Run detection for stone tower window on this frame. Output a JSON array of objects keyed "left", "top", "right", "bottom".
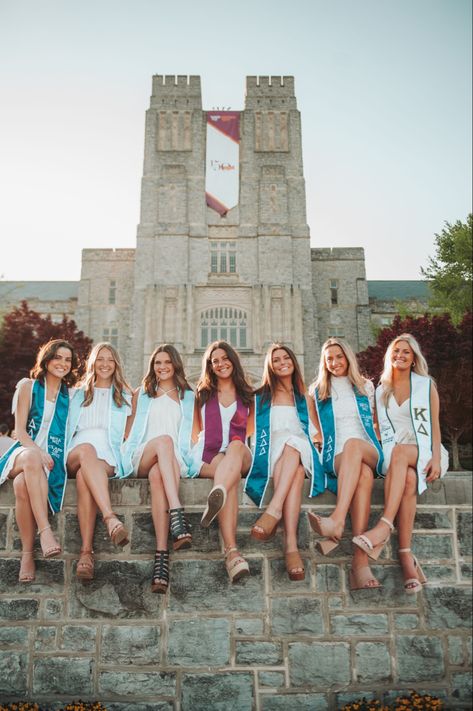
[
  {"left": 200, "top": 307, "right": 247, "bottom": 348},
  {"left": 330, "top": 279, "right": 339, "bottom": 305},
  {"left": 103, "top": 327, "right": 118, "bottom": 347},
  {"left": 210, "top": 242, "right": 237, "bottom": 274},
  {"left": 108, "top": 280, "right": 117, "bottom": 305}
]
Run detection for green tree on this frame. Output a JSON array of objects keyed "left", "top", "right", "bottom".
[{"left": 421, "top": 214, "right": 472, "bottom": 322}]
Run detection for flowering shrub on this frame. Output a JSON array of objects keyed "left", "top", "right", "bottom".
[
  {"left": 0, "top": 703, "right": 107, "bottom": 711},
  {"left": 340, "top": 691, "right": 444, "bottom": 711}
]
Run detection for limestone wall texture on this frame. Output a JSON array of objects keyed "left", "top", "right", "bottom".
[{"left": 0, "top": 475, "right": 471, "bottom": 710}]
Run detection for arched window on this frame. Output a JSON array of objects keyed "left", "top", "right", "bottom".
[{"left": 200, "top": 307, "right": 248, "bottom": 349}]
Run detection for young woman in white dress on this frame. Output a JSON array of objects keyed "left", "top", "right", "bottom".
[
  {"left": 0, "top": 340, "right": 78, "bottom": 582},
  {"left": 189, "top": 341, "right": 253, "bottom": 583},
  {"left": 67, "top": 343, "right": 132, "bottom": 580},
  {"left": 353, "top": 334, "right": 447, "bottom": 593},
  {"left": 122, "top": 345, "right": 195, "bottom": 594},
  {"left": 246, "top": 344, "right": 322, "bottom": 581},
  {"left": 309, "top": 338, "right": 384, "bottom": 590}
]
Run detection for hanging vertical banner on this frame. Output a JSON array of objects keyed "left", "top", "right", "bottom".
[{"left": 205, "top": 111, "right": 240, "bottom": 216}]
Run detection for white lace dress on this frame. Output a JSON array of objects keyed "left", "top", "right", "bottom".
[
  {"left": 330, "top": 376, "right": 376, "bottom": 455},
  {"left": 131, "top": 393, "right": 186, "bottom": 476},
  {"left": 269, "top": 405, "right": 314, "bottom": 477},
  {"left": 68, "top": 387, "right": 116, "bottom": 468}
]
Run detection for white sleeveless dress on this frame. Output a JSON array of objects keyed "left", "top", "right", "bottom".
[
  {"left": 386, "top": 395, "right": 417, "bottom": 445},
  {"left": 131, "top": 393, "right": 186, "bottom": 476},
  {"left": 1, "top": 399, "right": 55, "bottom": 480},
  {"left": 269, "top": 404, "right": 314, "bottom": 477},
  {"left": 189, "top": 401, "right": 251, "bottom": 475},
  {"left": 68, "top": 387, "right": 116, "bottom": 468},
  {"left": 330, "top": 376, "right": 376, "bottom": 455}
]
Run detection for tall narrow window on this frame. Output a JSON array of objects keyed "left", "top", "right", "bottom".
[
  {"left": 200, "top": 307, "right": 248, "bottom": 348},
  {"left": 103, "top": 327, "right": 118, "bottom": 347},
  {"left": 210, "top": 242, "right": 237, "bottom": 274},
  {"left": 330, "top": 279, "right": 338, "bottom": 305},
  {"left": 108, "top": 280, "right": 116, "bottom": 305}
]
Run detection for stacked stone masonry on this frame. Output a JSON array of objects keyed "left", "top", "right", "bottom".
[{"left": 0, "top": 475, "right": 471, "bottom": 709}]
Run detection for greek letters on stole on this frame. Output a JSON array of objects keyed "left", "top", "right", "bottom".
[
  {"left": 245, "top": 392, "right": 325, "bottom": 508},
  {"left": 314, "top": 382, "right": 384, "bottom": 495},
  {"left": 0, "top": 379, "right": 70, "bottom": 513},
  {"left": 67, "top": 386, "right": 131, "bottom": 478},
  {"left": 121, "top": 387, "right": 195, "bottom": 478},
  {"left": 376, "top": 372, "right": 448, "bottom": 495}
]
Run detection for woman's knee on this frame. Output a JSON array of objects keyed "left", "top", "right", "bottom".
[
  {"left": 75, "top": 444, "right": 98, "bottom": 466},
  {"left": 342, "top": 438, "right": 363, "bottom": 455},
  {"left": 20, "top": 448, "right": 43, "bottom": 471},
  {"left": 391, "top": 445, "right": 409, "bottom": 465},
  {"left": 227, "top": 439, "right": 245, "bottom": 456},
  {"left": 154, "top": 435, "right": 173, "bottom": 452}
]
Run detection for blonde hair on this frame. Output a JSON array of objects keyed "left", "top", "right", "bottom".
[
  {"left": 310, "top": 338, "right": 368, "bottom": 401},
  {"left": 81, "top": 342, "right": 131, "bottom": 408},
  {"left": 380, "top": 333, "right": 430, "bottom": 404}
]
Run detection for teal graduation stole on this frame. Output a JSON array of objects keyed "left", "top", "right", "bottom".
[
  {"left": 67, "top": 386, "right": 131, "bottom": 478},
  {"left": 245, "top": 391, "right": 325, "bottom": 507},
  {"left": 0, "top": 380, "right": 69, "bottom": 513},
  {"left": 121, "top": 387, "right": 195, "bottom": 477},
  {"left": 314, "top": 382, "right": 384, "bottom": 495}
]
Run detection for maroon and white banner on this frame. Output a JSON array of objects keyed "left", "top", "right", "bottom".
[{"left": 206, "top": 111, "right": 240, "bottom": 216}]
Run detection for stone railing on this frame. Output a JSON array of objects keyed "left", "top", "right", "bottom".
[{"left": 0, "top": 475, "right": 471, "bottom": 710}]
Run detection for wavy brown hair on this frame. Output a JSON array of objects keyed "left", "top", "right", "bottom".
[
  {"left": 80, "top": 342, "right": 131, "bottom": 408},
  {"left": 196, "top": 340, "right": 253, "bottom": 408},
  {"left": 310, "top": 337, "right": 368, "bottom": 401},
  {"left": 258, "top": 343, "right": 306, "bottom": 404},
  {"left": 30, "top": 339, "right": 79, "bottom": 387},
  {"left": 142, "top": 344, "right": 192, "bottom": 399}
]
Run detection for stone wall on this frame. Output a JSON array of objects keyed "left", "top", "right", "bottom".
[{"left": 0, "top": 476, "right": 471, "bottom": 710}]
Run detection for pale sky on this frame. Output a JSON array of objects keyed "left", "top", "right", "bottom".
[{"left": 0, "top": 0, "right": 471, "bottom": 282}]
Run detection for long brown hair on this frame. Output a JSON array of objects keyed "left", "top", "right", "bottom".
[
  {"left": 310, "top": 337, "right": 368, "bottom": 401},
  {"left": 30, "top": 339, "right": 78, "bottom": 387},
  {"left": 142, "top": 344, "right": 192, "bottom": 399},
  {"left": 196, "top": 340, "right": 253, "bottom": 408},
  {"left": 81, "top": 342, "right": 131, "bottom": 408},
  {"left": 258, "top": 343, "right": 305, "bottom": 404}
]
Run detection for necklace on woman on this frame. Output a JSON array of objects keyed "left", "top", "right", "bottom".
[{"left": 158, "top": 385, "right": 177, "bottom": 395}]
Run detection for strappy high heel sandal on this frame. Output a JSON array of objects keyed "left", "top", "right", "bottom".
[
  {"left": 77, "top": 550, "right": 95, "bottom": 581},
  {"left": 251, "top": 512, "right": 280, "bottom": 541},
  {"left": 38, "top": 525, "right": 61, "bottom": 558},
  {"left": 19, "top": 551, "right": 35, "bottom": 583},
  {"left": 151, "top": 550, "right": 169, "bottom": 594},
  {"left": 352, "top": 517, "right": 394, "bottom": 561},
  {"left": 168, "top": 508, "right": 192, "bottom": 551},
  {"left": 224, "top": 546, "right": 250, "bottom": 583},
  {"left": 201, "top": 484, "right": 227, "bottom": 527},
  {"left": 399, "top": 548, "right": 427, "bottom": 594},
  {"left": 103, "top": 512, "right": 129, "bottom": 547},
  {"left": 308, "top": 512, "right": 343, "bottom": 555}
]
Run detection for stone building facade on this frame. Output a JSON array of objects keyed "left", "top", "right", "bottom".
[{"left": 0, "top": 75, "right": 431, "bottom": 385}]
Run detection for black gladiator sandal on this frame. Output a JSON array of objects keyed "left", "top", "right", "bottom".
[
  {"left": 168, "top": 508, "right": 192, "bottom": 551},
  {"left": 151, "top": 550, "right": 169, "bottom": 594}
]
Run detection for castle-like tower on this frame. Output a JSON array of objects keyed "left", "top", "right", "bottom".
[{"left": 75, "top": 75, "right": 370, "bottom": 385}]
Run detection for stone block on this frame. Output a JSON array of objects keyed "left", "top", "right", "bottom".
[
  {"left": 271, "top": 597, "right": 324, "bottom": 635},
  {"left": 69, "top": 560, "right": 162, "bottom": 618},
  {"left": 330, "top": 613, "right": 388, "bottom": 636},
  {"left": 0, "top": 598, "right": 39, "bottom": 620},
  {"left": 61, "top": 624, "right": 97, "bottom": 651},
  {"left": 269, "top": 557, "right": 311, "bottom": 592},
  {"left": 355, "top": 641, "right": 391, "bottom": 682},
  {"left": 396, "top": 636, "right": 444, "bottom": 681},
  {"left": 336, "top": 691, "right": 376, "bottom": 706},
  {"left": 170, "top": 559, "right": 264, "bottom": 612},
  {"left": 460, "top": 562, "right": 472, "bottom": 580},
  {"left": 451, "top": 672, "right": 473, "bottom": 702},
  {"left": 414, "top": 510, "right": 452, "bottom": 529},
  {"left": 261, "top": 693, "right": 328, "bottom": 710},
  {"left": 35, "top": 625, "right": 57, "bottom": 651},
  {"left": 347, "top": 565, "right": 414, "bottom": 608},
  {"left": 288, "top": 642, "right": 350, "bottom": 687},
  {"left": 236, "top": 640, "right": 283, "bottom": 665},
  {"left": 64, "top": 511, "right": 124, "bottom": 554},
  {"left": 456, "top": 511, "right": 472, "bottom": 556},
  {"left": 168, "top": 618, "right": 230, "bottom": 666},
  {"left": 394, "top": 613, "right": 419, "bottom": 630},
  {"left": 444, "top": 475, "right": 472, "bottom": 505},
  {"left": 44, "top": 598, "right": 64, "bottom": 619},
  {"left": 410, "top": 533, "right": 453, "bottom": 559},
  {"left": 33, "top": 656, "right": 93, "bottom": 695},
  {"left": 0, "top": 625, "right": 28, "bottom": 646},
  {"left": 107, "top": 705, "right": 173, "bottom": 711},
  {"left": 448, "top": 635, "right": 464, "bottom": 665},
  {"left": 316, "top": 563, "right": 342, "bottom": 592},
  {"left": 0, "top": 511, "right": 8, "bottom": 549},
  {"left": 181, "top": 672, "right": 253, "bottom": 711},
  {"left": 422, "top": 564, "right": 456, "bottom": 581},
  {"left": 258, "top": 671, "right": 285, "bottom": 687},
  {"left": 0, "top": 652, "right": 27, "bottom": 695},
  {"left": 235, "top": 617, "right": 264, "bottom": 635},
  {"left": 99, "top": 670, "right": 176, "bottom": 697},
  {"left": 424, "top": 587, "right": 473, "bottom": 629},
  {"left": 328, "top": 595, "right": 344, "bottom": 608},
  {"left": 0, "top": 558, "right": 64, "bottom": 593},
  {"left": 101, "top": 624, "right": 160, "bottom": 664}
]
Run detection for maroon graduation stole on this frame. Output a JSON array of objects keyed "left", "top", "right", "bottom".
[{"left": 202, "top": 391, "right": 248, "bottom": 464}]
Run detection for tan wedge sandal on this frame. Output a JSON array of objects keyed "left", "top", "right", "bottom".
[
  {"left": 224, "top": 546, "right": 250, "bottom": 583},
  {"left": 77, "top": 550, "right": 95, "bottom": 581},
  {"left": 103, "top": 512, "right": 129, "bottom": 547}
]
